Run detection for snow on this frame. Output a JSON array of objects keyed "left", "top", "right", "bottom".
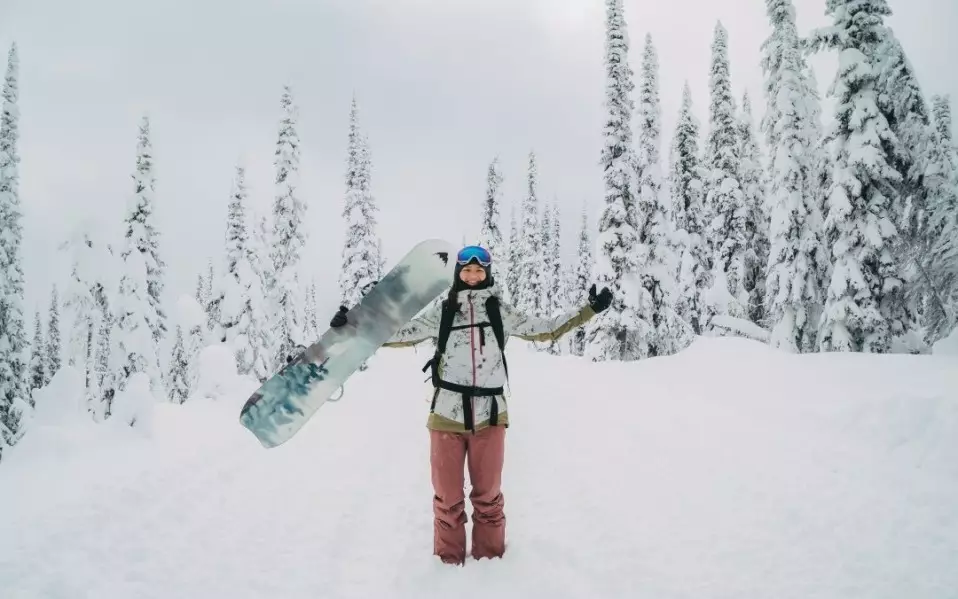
[
  {"left": 932, "top": 326, "right": 958, "bottom": 355},
  {"left": 2, "top": 339, "right": 957, "bottom": 598}
]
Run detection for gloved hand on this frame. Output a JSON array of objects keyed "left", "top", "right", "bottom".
[
  {"left": 330, "top": 305, "right": 349, "bottom": 328},
  {"left": 286, "top": 344, "right": 307, "bottom": 364},
  {"left": 588, "top": 284, "right": 613, "bottom": 313}
]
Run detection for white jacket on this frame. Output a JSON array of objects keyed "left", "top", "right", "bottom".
[{"left": 383, "top": 284, "right": 596, "bottom": 433}]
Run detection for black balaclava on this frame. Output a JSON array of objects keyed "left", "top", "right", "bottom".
[{"left": 452, "top": 257, "right": 493, "bottom": 292}]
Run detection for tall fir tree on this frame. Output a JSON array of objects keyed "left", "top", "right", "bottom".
[
  {"left": 28, "top": 311, "right": 44, "bottom": 397},
  {"left": 545, "top": 202, "right": 567, "bottom": 355},
  {"left": 270, "top": 85, "right": 308, "bottom": 367},
  {"left": 44, "top": 285, "right": 61, "bottom": 385},
  {"left": 915, "top": 95, "right": 958, "bottom": 341},
  {"left": 737, "top": 92, "right": 769, "bottom": 327},
  {"left": 760, "top": 0, "right": 828, "bottom": 352},
  {"left": 634, "top": 32, "right": 679, "bottom": 357},
  {"left": 570, "top": 206, "right": 593, "bottom": 356},
  {"left": 249, "top": 212, "right": 274, "bottom": 381},
  {"left": 670, "top": 82, "right": 708, "bottom": 335},
  {"left": 0, "top": 42, "right": 25, "bottom": 455},
  {"left": 338, "top": 97, "right": 382, "bottom": 370},
  {"left": 167, "top": 325, "right": 190, "bottom": 404},
  {"left": 809, "top": 0, "right": 904, "bottom": 352},
  {"left": 515, "top": 151, "right": 544, "bottom": 317},
  {"left": 112, "top": 115, "right": 164, "bottom": 395},
  {"left": 585, "top": 0, "right": 641, "bottom": 361},
  {"left": 479, "top": 157, "right": 504, "bottom": 260},
  {"left": 704, "top": 22, "right": 748, "bottom": 321},
  {"left": 506, "top": 205, "right": 521, "bottom": 304},
  {"left": 874, "top": 32, "right": 928, "bottom": 348}
]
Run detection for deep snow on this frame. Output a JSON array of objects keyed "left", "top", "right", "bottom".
[{"left": 2, "top": 337, "right": 957, "bottom": 599}]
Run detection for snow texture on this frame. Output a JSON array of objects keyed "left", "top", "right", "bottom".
[{"left": 2, "top": 339, "right": 957, "bottom": 598}]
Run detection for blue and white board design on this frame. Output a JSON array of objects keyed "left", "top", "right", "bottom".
[{"left": 239, "top": 238, "right": 455, "bottom": 448}]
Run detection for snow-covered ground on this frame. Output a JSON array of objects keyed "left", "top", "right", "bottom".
[{"left": 2, "top": 337, "right": 957, "bottom": 599}]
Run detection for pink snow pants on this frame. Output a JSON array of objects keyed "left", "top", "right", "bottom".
[{"left": 429, "top": 425, "right": 506, "bottom": 564}]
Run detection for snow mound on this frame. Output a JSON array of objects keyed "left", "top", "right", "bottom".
[
  {"left": 190, "top": 344, "right": 259, "bottom": 406},
  {"left": 30, "top": 365, "right": 88, "bottom": 427},
  {"left": 110, "top": 372, "right": 156, "bottom": 434}
]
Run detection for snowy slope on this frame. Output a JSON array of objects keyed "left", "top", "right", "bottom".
[{"left": 2, "top": 338, "right": 957, "bottom": 599}]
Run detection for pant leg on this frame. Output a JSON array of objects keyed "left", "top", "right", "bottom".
[
  {"left": 430, "top": 429, "right": 468, "bottom": 564},
  {"left": 466, "top": 424, "right": 506, "bottom": 560}
]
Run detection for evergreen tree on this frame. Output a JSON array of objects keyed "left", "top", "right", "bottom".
[
  {"left": 216, "top": 164, "right": 267, "bottom": 376},
  {"left": 0, "top": 42, "right": 25, "bottom": 455},
  {"left": 479, "top": 157, "right": 504, "bottom": 260},
  {"left": 94, "top": 306, "right": 114, "bottom": 419},
  {"left": 914, "top": 95, "right": 958, "bottom": 341},
  {"left": 634, "top": 32, "right": 679, "bottom": 357},
  {"left": 28, "top": 311, "right": 44, "bottom": 397},
  {"left": 761, "top": 0, "right": 828, "bottom": 352},
  {"left": 704, "top": 22, "right": 748, "bottom": 321},
  {"left": 270, "top": 85, "right": 308, "bottom": 367},
  {"left": 515, "top": 151, "right": 544, "bottom": 317},
  {"left": 539, "top": 199, "right": 554, "bottom": 316},
  {"left": 249, "top": 213, "right": 274, "bottom": 381},
  {"left": 339, "top": 97, "right": 383, "bottom": 310},
  {"left": 305, "top": 280, "right": 319, "bottom": 342},
  {"left": 585, "top": 0, "right": 641, "bottom": 361},
  {"left": 670, "top": 82, "right": 708, "bottom": 334},
  {"left": 737, "top": 92, "right": 769, "bottom": 326},
  {"left": 570, "top": 206, "right": 593, "bottom": 356},
  {"left": 112, "top": 115, "right": 164, "bottom": 394},
  {"left": 809, "top": 0, "right": 903, "bottom": 352},
  {"left": 44, "top": 284, "right": 61, "bottom": 385},
  {"left": 167, "top": 326, "right": 190, "bottom": 404},
  {"left": 506, "top": 205, "right": 521, "bottom": 303}
]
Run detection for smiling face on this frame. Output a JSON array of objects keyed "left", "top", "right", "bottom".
[{"left": 458, "top": 263, "right": 487, "bottom": 287}]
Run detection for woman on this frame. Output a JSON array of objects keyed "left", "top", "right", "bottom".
[{"left": 329, "top": 245, "right": 612, "bottom": 565}]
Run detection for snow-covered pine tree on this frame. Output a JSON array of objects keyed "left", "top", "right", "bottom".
[
  {"left": 539, "top": 198, "right": 554, "bottom": 316},
  {"left": 216, "top": 163, "right": 266, "bottom": 376},
  {"left": 44, "top": 284, "right": 61, "bottom": 385},
  {"left": 570, "top": 206, "right": 593, "bottom": 356},
  {"left": 809, "top": 0, "right": 904, "bottom": 352},
  {"left": 506, "top": 205, "right": 521, "bottom": 303},
  {"left": 270, "top": 85, "right": 308, "bottom": 368},
  {"left": 28, "top": 310, "right": 44, "bottom": 397},
  {"left": 585, "top": 0, "right": 641, "bottom": 362},
  {"left": 515, "top": 151, "right": 544, "bottom": 317},
  {"left": 248, "top": 212, "right": 274, "bottom": 380},
  {"left": 167, "top": 325, "right": 190, "bottom": 404},
  {"left": 915, "top": 95, "right": 958, "bottom": 341},
  {"left": 543, "top": 201, "right": 566, "bottom": 355},
  {"left": 305, "top": 280, "right": 319, "bottom": 342},
  {"left": 737, "top": 91, "right": 769, "bottom": 327},
  {"left": 670, "top": 82, "right": 709, "bottom": 335},
  {"left": 94, "top": 306, "right": 114, "bottom": 419},
  {"left": 111, "top": 115, "right": 165, "bottom": 395},
  {"left": 874, "top": 32, "right": 928, "bottom": 348},
  {"left": 634, "top": 32, "right": 680, "bottom": 357},
  {"left": 0, "top": 42, "right": 25, "bottom": 455},
  {"left": 128, "top": 115, "right": 167, "bottom": 347},
  {"left": 760, "top": 0, "right": 829, "bottom": 352},
  {"left": 479, "top": 156, "right": 504, "bottom": 261},
  {"left": 703, "top": 22, "right": 748, "bottom": 322}
]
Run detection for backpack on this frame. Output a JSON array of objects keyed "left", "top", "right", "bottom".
[{"left": 421, "top": 294, "right": 508, "bottom": 431}]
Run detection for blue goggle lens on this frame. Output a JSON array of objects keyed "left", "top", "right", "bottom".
[{"left": 457, "top": 245, "right": 492, "bottom": 266}]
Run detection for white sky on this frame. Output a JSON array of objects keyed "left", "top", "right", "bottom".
[{"left": 2, "top": 0, "right": 956, "bottom": 321}]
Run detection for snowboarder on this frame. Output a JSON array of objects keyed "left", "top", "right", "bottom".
[{"left": 328, "top": 244, "right": 612, "bottom": 565}]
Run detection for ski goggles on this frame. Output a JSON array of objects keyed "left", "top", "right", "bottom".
[{"left": 456, "top": 245, "right": 492, "bottom": 266}]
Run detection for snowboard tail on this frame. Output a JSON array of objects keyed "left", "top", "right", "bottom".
[{"left": 239, "top": 239, "right": 455, "bottom": 448}]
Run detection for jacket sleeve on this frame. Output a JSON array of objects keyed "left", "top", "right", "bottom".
[
  {"left": 380, "top": 300, "right": 443, "bottom": 348},
  {"left": 499, "top": 300, "right": 596, "bottom": 343}
]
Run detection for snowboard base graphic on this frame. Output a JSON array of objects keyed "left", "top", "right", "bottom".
[{"left": 239, "top": 238, "right": 455, "bottom": 448}]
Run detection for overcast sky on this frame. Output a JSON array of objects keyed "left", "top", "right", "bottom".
[{"left": 2, "top": 0, "right": 956, "bottom": 321}]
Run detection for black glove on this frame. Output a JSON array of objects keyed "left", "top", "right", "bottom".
[
  {"left": 330, "top": 305, "right": 349, "bottom": 328},
  {"left": 588, "top": 284, "right": 613, "bottom": 313},
  {"left": 286, "top": 344, "right": 307, "bottom": 364}
]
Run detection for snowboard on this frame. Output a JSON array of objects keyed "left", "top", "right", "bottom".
[{"left": 239, "top": 238, "right": 456, "bottom": 448}]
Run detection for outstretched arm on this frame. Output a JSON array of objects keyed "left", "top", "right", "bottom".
[
  {"left": 500, "top": 301, "right": 596, "bottom": 343},
  {"left": 381, "top": 300, "right": 443, "bottom": 348}
]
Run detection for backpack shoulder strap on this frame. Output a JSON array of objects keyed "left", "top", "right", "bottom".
[
  {"left": 436, "top": 299, "right": 456, "bottom": 355},
  {"left": 485, "top": 295, "right": 508, "bottom": 381}
]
